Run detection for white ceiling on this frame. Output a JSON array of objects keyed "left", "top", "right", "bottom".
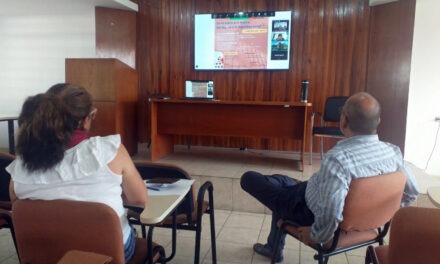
[{"left": 0, "top": 0, "right": 138, "bottom": 15}]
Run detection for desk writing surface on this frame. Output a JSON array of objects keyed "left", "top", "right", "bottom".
[
  {"left": 139, "top": 179, "right": 192, "bottom": 224},
  {"left": 140, "top": 194, "right": 186, "bottom": 224},
  {"left": 146, "top": 179, "right": 194, "bottom": 196}
]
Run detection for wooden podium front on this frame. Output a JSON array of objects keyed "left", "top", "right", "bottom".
[{"left": 65, "top": 58, "right": 138, "bottom": 155}]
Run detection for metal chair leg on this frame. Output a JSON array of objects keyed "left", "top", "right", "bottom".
[
  {"left": 208, "top": 191, "right": 217, "bottom": 264},
  {"left": 310, "top": 134, "right": 313, "bottom": 165},
  {"left": 194, "top": 222, "right": 202, "bottom": 264},
  {"left": 320, "top": 137, "right": 324, "bottom": 160}
]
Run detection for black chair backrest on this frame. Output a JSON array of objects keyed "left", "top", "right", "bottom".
[
  {"left": 0, "top": 153, "right": 14, "bottom": 202},
  {"left": 323, "top": 96, "right": 349, "bottom": 123},
  {"left": 135, "top": 162, "right": 194, "bottom": 217}
]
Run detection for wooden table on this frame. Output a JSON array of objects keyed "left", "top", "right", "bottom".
[
  {"left": 427, "top": 186, "right": 440, "bottom": 207},
  {"left": 149, "top": 99, "right": 311, "bottom": 170},
  {"left": 0, "top": 116, "right": 18, "bottom": 155}
]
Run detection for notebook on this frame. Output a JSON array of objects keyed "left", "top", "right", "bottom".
[{"left": 184, "top": 80, "right": 214, "bottom": 100}]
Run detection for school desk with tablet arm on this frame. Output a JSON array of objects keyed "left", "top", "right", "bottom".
[{"left": 125, "top": 179, "right": 194, "bottom": 262}]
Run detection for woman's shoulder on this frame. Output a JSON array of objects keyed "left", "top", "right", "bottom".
[
  {"left": 9, "top": 135, "right": 123, "bottom": 184},
  {"left": 72, "top": 134, "right": 121, "bottom": 152},
  {"left": 88, "top": 134, "right": 121, "bottom": 145},
  {"left": 73, "top": 134, "right": 121, "bottom": 162}
]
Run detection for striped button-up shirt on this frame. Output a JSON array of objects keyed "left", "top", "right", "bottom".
[{"left": 305, "top": 134, "right": 419, "bottom": 243}]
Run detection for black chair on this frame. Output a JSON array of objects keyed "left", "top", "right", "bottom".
[
  {"left": 0, "top": 151, "right": 14, "bottom": 210},
  {"left": 0, "top": 151, "right": 19, "bottom": 258},
  {"left": 127, "top": 161, "right": 217, "bottom": 264},
  {"left": 309, "top": 96, "right": 348, "bottom": 165},
  {"left": 0, "top": 208, "right": 17, "bottom": 258}
]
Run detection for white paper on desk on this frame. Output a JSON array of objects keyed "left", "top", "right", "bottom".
[{"left": 146, "top": 179, "right": 194, "bottom": 196}]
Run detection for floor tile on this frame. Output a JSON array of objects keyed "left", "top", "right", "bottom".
[
  {"left": 3, "top": 145, "right": 435, "bottom": 264},
  {"left": 223, "top": 212, "right": 265, "bottom": 229},
  {"left": 164, "top": 236, "right": 211, "bottom": 260},
  {"left": 206, "top": 241, "right": 254, "bottom": 263},
  {"left": 216, "top": 226, "right": 260, "bottom": 245}
]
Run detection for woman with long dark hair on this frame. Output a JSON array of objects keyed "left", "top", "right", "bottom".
[{"left": 7, "top": 83, "right": 147, "bottom": 262}]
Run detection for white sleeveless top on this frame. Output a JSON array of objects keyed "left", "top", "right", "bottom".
[{"left": 7, "top": 135, "right": 131, "bottom": 244}]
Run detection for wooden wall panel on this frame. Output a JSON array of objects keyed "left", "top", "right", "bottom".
[
  {"left": 95, "top": 7, "right": 137, "bottom": 68},
  {"left": 135, "top": 0, "right": 413, "bottom": 154},
  {"left": 366, "top": 0, "right": 416, "bottom": 154}
]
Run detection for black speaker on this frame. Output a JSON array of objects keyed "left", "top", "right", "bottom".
[{"left": 300, "top": 80, "right": 309, "bottom": 103}]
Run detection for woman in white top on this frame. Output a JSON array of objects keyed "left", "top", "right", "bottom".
[{"left": 7, "top": 83, "right": 147, "bottom": 262}]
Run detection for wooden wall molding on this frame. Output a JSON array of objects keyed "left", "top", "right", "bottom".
[{"left": 95, "top": 6, "right": 137, "bottom": 69}]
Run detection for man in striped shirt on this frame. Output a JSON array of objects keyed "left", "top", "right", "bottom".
[{"left": 241, "top": 92, "right": 419, "bottom": 262}]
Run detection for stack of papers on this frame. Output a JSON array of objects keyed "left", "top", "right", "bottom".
[{"left": 145, "top": 179, "right": 194, "bottom": 196}]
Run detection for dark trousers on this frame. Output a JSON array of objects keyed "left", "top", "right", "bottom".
[{"left": 240, "top": 171, "right": 314, "bottom": 256}]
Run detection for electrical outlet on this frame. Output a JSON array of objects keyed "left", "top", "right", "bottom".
[{"left": 436, "top": 116, "right": 440, "bottom": 122}]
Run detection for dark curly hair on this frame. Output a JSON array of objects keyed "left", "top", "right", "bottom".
[{"left": 17, "top": 84, "right": 93, "bottom": 171}]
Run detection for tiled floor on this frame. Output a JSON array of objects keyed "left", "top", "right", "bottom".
[{"left": 1, "top": 145, "right": 438, "bottom": 264}]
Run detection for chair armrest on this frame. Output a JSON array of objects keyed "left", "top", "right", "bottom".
[
  {"left": 310, "top": 112, "right": 323, "bottom": 128},
  {"left": 133, "top": 160, "right": 190, "bottom": 178},
  {"left": 277, "top": 220, "right": 320, "bottom": 249},
  {"left": 196, "top": 181, "right": 214, "bottom": 223},
  {"left": 0, "top": 201, "right": 12, "bottom": 210},
  {"left": 124, "top": 204, "right": 144, "bottom": 214},
  {"left": 278, "top": 219, "right": 301, "bottom": 228},
  {"left": 277, "top": 219, "right": 340, "bottom": 250},
  {"left": 311, "top": 111, "right": 322, "bottom": 117},
  {"left": 0, "top": 208, "right": 12, "bottom": 226},
  {"left": 197, "top": 181, "right": 213, "bottom": 204},
  {"left": 277, "top": 219, "right": 303, "bottom": 240},
  {"left": 57, "top": 250, "right": 112, "bottom": 264},
  {"left": 0, "top": 207, "right": 11, "bottom": 216}
]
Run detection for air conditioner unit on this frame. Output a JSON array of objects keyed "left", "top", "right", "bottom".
[{"left": 369, "top": 0, "right": 399, "bottom": 6}]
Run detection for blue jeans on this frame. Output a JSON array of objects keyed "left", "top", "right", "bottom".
[
  {"left": 240, "top": 171, "right": 314, "bottom": 257},
  {"left": 124, "top": 228, "right": 136, "bottom": 263}
]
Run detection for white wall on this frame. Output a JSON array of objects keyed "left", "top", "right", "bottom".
[
  {"left": 0, "top": 6, "right": 97, "bottom": 148},
  {"left": 405, "top": 0, "right": 440, "bottom": 175},
  {"left": 0, "top": 0, "right": 138, "bottom": 150}
]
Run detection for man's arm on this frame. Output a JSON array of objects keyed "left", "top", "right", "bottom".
[{"left": 309, "top": 157, "right": 349, "bottom": 243}]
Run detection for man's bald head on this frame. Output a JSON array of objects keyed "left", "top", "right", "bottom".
[{"left": 342, "top": 92, "right": 381, "bottom": 135}]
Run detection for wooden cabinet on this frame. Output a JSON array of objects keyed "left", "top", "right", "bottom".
[{"left": 65, "top": 58, "right": 138, "bottom": 155}]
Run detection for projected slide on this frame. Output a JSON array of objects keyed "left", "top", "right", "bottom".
[
  {"left": 195, "top": 11, "right": 292, "bottom": 70},
  {"left": 214, "top": 18, "right": 269, "bottom": 69}
]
